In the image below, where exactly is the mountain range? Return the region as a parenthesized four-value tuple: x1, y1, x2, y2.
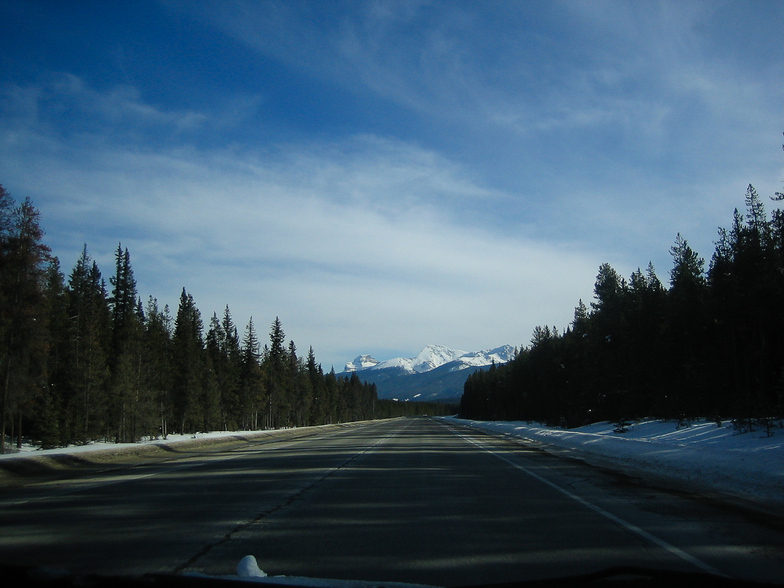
(343, 344, 516, 403)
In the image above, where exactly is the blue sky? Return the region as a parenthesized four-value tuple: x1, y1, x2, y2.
(1, 1, 782, 369)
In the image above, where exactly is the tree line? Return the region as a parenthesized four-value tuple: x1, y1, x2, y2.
(0, 183, 426, 452)
(462, 182, 784, 430)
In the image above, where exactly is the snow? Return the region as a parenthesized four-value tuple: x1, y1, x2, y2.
(375, 356, 417, 373)
(371, 344, 468, 374)
(452, 417, 784, 512)
(0, 429, 280, 460)
(237, 555, 267, 578)
(344, 354, 380, 372)
(229, 555, 437, 587)
(409, 344, 468, 373)
(452, 345, 516, 370)
(344, 344, 515, 375)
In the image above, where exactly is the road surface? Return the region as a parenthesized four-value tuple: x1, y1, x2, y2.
(0, 418, 782, 586)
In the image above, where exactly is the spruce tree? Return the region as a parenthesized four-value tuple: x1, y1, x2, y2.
(108, 245, 145, 441)
(240, 317, 264, 430)
(218, 306, 242, 429)
(172, 289, 205, 433)
(142, 297, 173, 438)
(667, 235, 709, 418)
(109, 244, 139, 357)
(65, 249, 111, 442)
(306, 347, 326, 425)
(265, 317, 287, 428)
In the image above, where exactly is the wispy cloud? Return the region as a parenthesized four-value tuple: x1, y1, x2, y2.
(1, 75, 601, 365)
(1, 73, 266, 149)
(183, 0, 782, 214)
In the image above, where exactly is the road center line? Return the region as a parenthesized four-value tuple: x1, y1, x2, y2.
(175, 420, 406, 573)
(448, 425, 728, 578)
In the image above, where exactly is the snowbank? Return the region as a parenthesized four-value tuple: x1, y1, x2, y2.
(453, 417, 783, 514)
(0, 429, 280, 461)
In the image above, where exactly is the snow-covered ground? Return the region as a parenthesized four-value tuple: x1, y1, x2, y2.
(452, 417, 783, 514)
(0, 429, 280, 461)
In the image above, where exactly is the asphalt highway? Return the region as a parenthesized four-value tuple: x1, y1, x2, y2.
(0, 418, 782, 586)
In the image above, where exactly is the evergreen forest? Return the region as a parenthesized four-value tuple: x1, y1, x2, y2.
(462, 181, 784, 430)
(0, 184, 446, 452)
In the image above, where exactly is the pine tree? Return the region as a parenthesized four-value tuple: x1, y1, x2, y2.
(589, 263, 629, 421)
(65, 248, 111, 443)
(667, 235, 710, 417)
(240, 317, 264, 430)
(205, 313, 225, 428)
(265, 317, 288, 429)
(38, 258, 69, 448)
(0, 196, 51, 452)
(171, 289, 205, 433)
(268, 317, 286, 372)
(142, 297, 173, 438)
(225, 308, 243, 427)
(572, 299, 589, 336)
(670, 234, 706, 294)
(708, 189, 779, 419)
(210, 306, 242, 430)
(324, 368, 338, 425)
(108, 244, 145, 442)
(286, 341, 313, 427)
(306, 347, 326, 425)
(109, 244, 139, 357)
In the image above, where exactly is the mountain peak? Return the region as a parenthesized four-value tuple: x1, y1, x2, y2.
(343, 344, 514, 376)
(344, 354, 380, 372)
(410, 344, 467, 373)
(340, 344, 517, 401)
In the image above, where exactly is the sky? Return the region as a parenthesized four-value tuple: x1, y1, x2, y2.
(1, 1, 782, 370)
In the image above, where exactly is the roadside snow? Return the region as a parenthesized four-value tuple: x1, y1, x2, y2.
(0, 430, 278, 461)
(4, 417, 781, 515)
(452, 417, 783, 513)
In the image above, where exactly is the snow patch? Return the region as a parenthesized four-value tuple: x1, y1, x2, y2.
(237, 555, 267, 578)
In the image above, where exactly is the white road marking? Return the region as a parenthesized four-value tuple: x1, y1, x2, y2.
(449, 425, 728, 578)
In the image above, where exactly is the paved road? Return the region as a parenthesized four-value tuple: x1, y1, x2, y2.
(1, 418, 782, 586)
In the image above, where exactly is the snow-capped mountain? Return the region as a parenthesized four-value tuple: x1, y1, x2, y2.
(344, 344, 515, 375)
(344, 354, 381, 372)
(448, 345, 517, 371)
(343, 344, 516, 402)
